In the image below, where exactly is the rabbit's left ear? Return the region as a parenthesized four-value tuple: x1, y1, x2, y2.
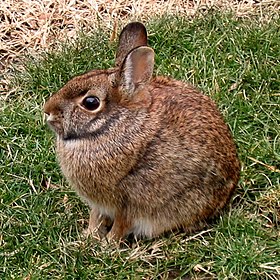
(118, 46, 154, 98)
(115, 22, 148, 67)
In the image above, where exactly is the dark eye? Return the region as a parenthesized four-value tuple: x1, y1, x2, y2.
(82, 96, 100, 111)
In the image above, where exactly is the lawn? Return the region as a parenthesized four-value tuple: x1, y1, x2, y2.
(1, 11, 279, 279)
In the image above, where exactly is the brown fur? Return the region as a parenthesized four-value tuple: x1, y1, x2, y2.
(44, 22, 240, 241)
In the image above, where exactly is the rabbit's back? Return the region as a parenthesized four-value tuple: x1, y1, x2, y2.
(114, 77, 240, 234)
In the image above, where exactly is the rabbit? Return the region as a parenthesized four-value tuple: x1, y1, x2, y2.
(44, 22, 240, 241)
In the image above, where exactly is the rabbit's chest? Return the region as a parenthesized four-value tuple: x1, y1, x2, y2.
(56, 139, 135, 202)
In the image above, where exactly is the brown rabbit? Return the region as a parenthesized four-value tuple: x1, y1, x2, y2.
(44, 22, 240, 241)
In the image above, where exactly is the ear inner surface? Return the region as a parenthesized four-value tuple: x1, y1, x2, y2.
(121, 46, 154, 97)
(115, 22, 148, 67)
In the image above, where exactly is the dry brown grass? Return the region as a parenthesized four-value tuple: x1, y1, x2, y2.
(1, 0, 279, 94)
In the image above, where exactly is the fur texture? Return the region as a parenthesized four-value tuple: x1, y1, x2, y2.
(44, 22, 240, 241)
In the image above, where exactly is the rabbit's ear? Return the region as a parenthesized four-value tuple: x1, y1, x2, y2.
(115, 22, 147, 67)
(119, 46, 154, 97)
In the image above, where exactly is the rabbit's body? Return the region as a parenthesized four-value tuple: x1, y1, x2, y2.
(45, 23, 240, 240)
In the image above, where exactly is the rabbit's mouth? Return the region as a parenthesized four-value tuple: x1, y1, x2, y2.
(45, 113, 64, 136)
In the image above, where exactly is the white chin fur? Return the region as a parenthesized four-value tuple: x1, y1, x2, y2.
(58, 136, 81, 149)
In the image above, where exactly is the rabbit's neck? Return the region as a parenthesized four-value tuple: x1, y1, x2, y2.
(55, 112, 155, 207)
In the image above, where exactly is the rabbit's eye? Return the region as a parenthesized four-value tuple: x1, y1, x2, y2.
(82, 96, 100, 111)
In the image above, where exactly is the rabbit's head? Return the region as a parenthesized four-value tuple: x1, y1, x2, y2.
(44, 22, 154, 141)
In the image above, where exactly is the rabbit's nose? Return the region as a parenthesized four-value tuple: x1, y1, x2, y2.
(44, 95, 62, 115)
(45, 112, 55, 122)
(44, 99, 62, 122)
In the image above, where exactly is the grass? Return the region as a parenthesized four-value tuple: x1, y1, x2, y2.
(1, 11, 280, 279)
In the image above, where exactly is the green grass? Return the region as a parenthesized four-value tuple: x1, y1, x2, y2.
(1, 11, 280, 279)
